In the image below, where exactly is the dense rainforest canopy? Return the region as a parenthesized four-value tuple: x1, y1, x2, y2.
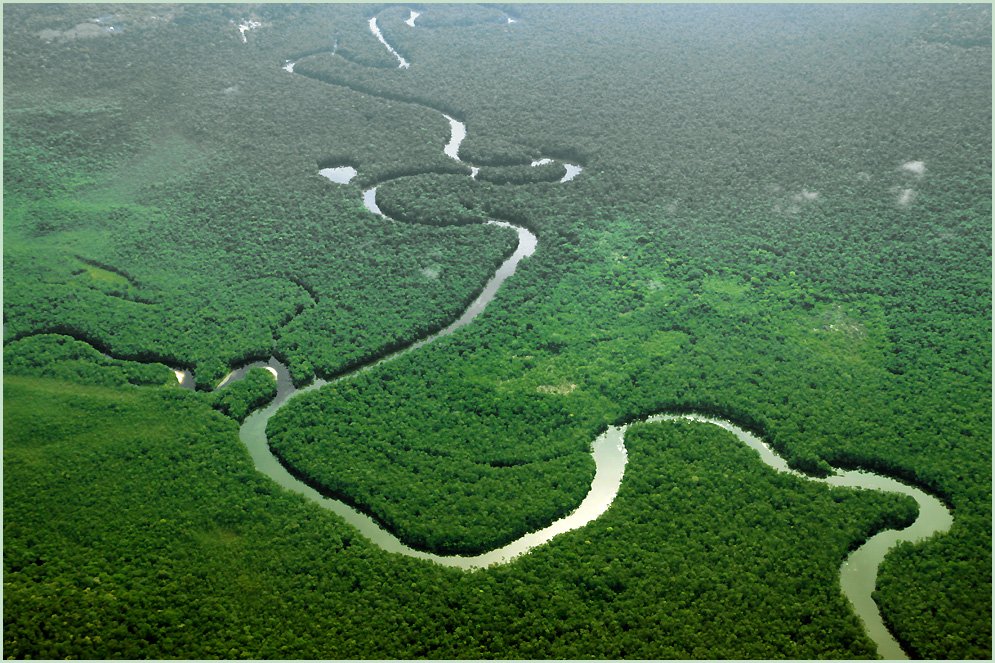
(4, 3, 991, 659)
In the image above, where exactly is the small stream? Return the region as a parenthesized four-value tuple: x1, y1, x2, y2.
(368, 16, 410, 69)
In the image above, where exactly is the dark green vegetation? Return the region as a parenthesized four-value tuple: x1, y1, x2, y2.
(268, 349, 596, 554)
(4, 334, 175, 388)
(208, 368, 277, 423)
(4, 375, 917, 659)
(4, 3, 991, 659)
(3, 2, 518, 389)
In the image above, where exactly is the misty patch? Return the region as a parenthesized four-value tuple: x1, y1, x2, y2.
(38, 22, 116, 42)
(818, 306, 868, 338)
(420, 265, 442, 280)
(792, 189, 820, 203)
(896, 188, 916, 206)
(773, 187, 819, 215)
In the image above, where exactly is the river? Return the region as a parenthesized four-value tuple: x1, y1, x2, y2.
(46, 8, 952, 659)
(257, 14, 954, 658)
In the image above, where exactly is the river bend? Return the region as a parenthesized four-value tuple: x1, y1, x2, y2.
(22, 9, 950, 660)
(259, 13, 957, 659)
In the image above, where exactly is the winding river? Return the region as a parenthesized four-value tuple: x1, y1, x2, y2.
(235, 16, 956, 658)
(54, 9, 952, 659)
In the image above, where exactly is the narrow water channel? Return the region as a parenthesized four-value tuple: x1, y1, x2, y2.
(368, 16, 410, 69)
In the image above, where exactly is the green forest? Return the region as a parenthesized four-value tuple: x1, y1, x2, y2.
(4, 3, 991, 659)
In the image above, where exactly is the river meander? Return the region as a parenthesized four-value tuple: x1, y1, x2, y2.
(37, 9, 952, 659)
(288, 15, 956, 658)
(227, 31, 959, 657)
